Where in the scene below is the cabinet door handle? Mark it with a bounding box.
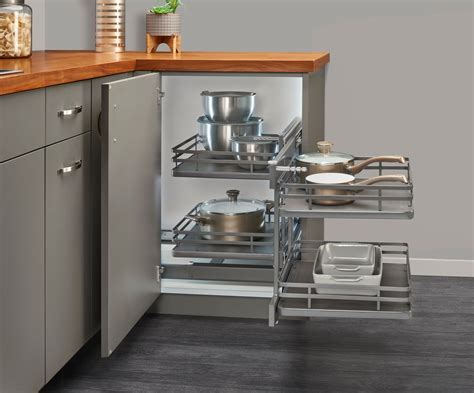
[97,111,102,137]
[57,160,82,175]
[58,105,83,117]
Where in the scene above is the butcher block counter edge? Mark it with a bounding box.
[0,51,330,95]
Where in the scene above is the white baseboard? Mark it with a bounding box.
[385,257,474,277]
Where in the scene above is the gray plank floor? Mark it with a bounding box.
[42,277,474,393]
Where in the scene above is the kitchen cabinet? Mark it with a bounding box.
[0,52,415,389]
[160,71,413,325]
[0,150,45,393]
[45,132,92,382]
[0,51,345,389]
[100,73,162,357]
[0,88,45,162]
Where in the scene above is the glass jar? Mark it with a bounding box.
[0,0,32,58]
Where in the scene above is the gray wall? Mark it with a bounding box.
[29,0,45,50]
[40,0,473,261]
[45,0,94,50]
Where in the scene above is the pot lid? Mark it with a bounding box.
[200,190,266,215]
[0,0,25,4]
[306,173,355,184]
[297,141,354,165]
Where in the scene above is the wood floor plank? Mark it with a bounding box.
[42,277,474,393]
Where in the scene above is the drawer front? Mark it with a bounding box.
[45,132,91,382]
[0,88,45,162]
[0,150,45,393]
[46,80,91,144]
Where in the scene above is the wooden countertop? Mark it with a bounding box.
[0,51,329,95]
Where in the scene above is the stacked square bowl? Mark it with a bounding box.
[313,243,383,296]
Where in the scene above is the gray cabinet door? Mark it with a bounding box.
[101,73,161,357]
[0,150,45,393]
[90,73,133,334]
[45,132,91,382]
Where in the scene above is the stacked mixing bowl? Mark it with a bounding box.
[198,91,263,156]
[198,91,280,169]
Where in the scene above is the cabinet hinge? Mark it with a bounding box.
[156,266,165,282]
[157,88,165,106]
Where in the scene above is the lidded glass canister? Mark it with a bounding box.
[0,0,32,58]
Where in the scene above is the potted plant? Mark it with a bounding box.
[146,0,182,37]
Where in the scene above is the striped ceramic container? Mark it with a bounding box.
[146,13,181,36]
[96,0,125,53]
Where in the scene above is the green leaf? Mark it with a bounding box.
[149,0,182,14]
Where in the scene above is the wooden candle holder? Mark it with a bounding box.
[146,33,181,54]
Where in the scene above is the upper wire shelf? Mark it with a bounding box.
[276,157,414,219]
[171,118,302,183]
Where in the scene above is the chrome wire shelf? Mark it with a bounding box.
[277,157,414,219]
[171,118,302,182]
[275,240,412,321]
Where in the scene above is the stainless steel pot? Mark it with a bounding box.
[186,190,270,241]
[296,141,406,178]
[198,116,263,155]
[201,91,256,123]
[305,172,408,205]
[231,135,280,170]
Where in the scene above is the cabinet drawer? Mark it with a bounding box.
[45,132,91,382]
[0,88,46,162]
[0,150,45,393]
[46,80,91,144]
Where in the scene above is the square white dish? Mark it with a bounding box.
[319,243,376,276]
[313,246,383,296]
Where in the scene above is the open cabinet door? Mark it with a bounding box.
[101,73,162,357]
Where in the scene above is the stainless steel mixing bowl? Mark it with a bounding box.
[198,116,263,156]
[231,135,280,170]
[201,91,256,123]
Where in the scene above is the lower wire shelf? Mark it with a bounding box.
[172,207,275,261]
[275,241,412,321]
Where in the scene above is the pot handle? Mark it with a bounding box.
[264,200,275,213]
[347,156,406,174]
[356,174,408,187]
[226,189,240,202]
[185,214,209,224]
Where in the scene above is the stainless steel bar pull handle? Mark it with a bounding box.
[57,160,82,175]
[58,105,83,117]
